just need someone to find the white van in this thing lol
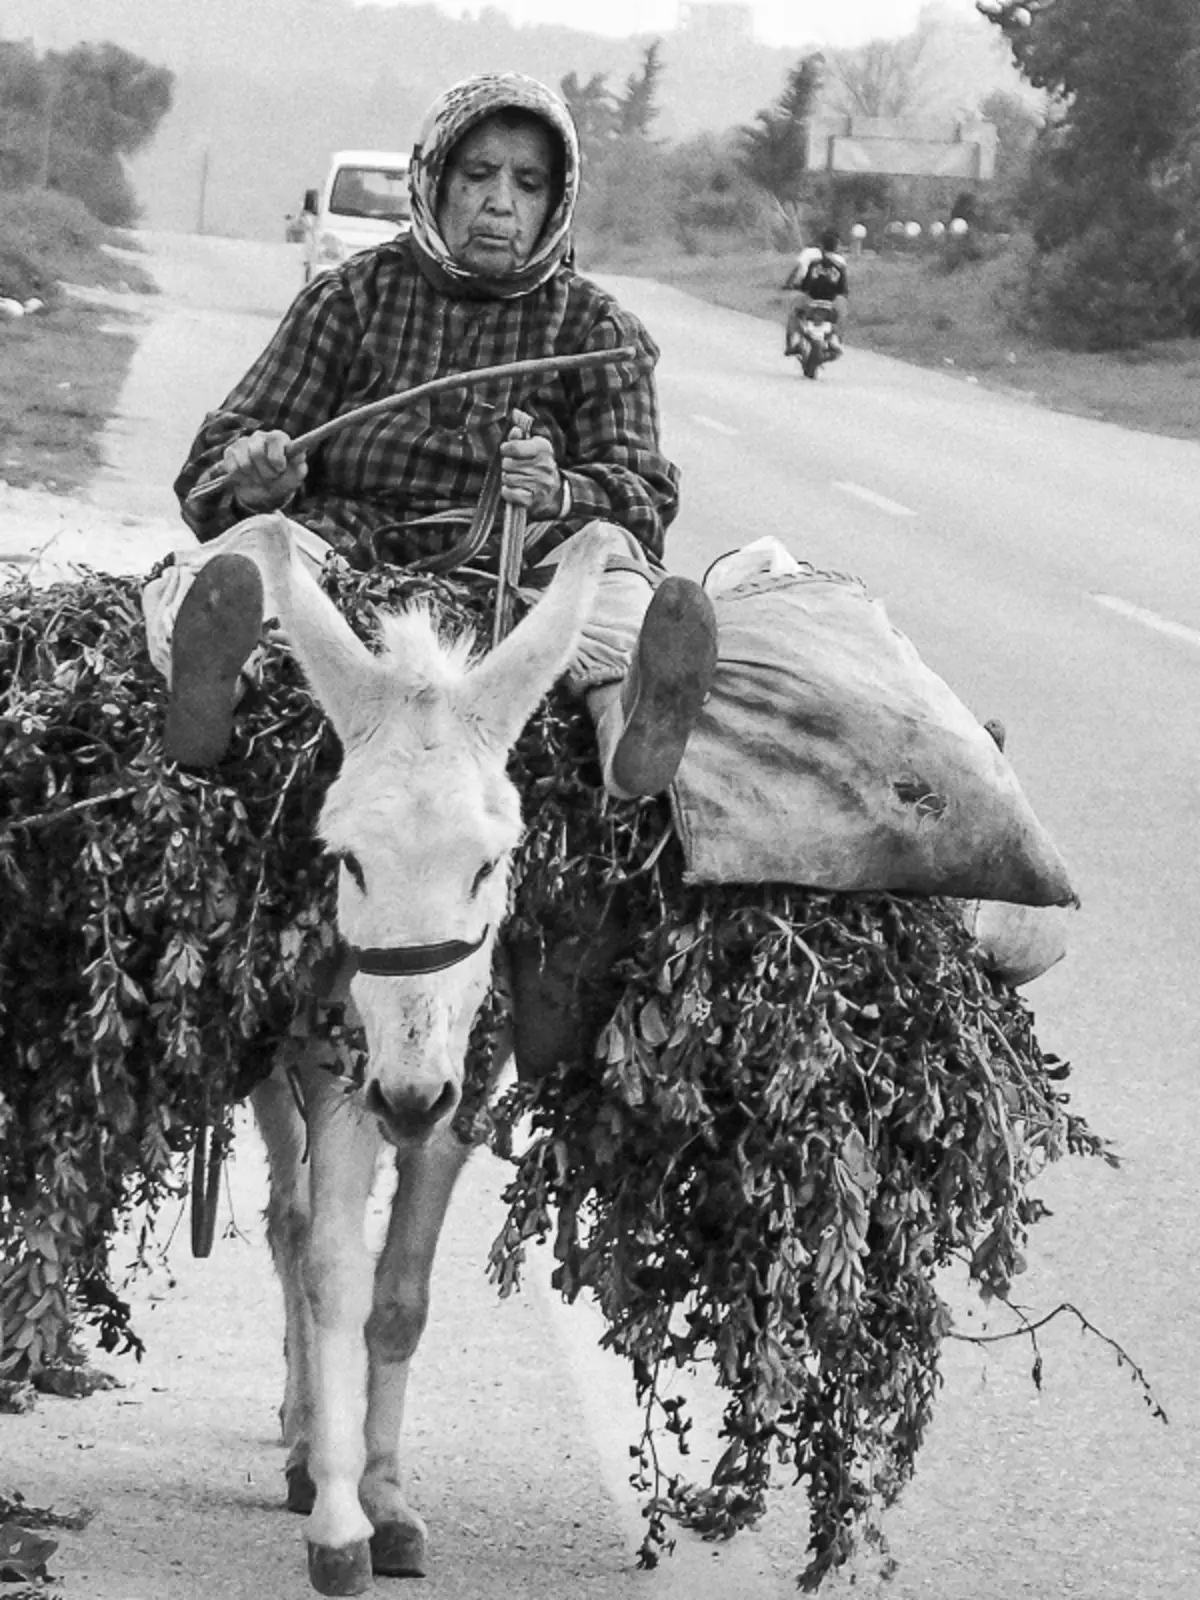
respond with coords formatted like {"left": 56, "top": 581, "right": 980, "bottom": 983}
{"left": 300, "top": 149, "right": 412, "bottom": 282}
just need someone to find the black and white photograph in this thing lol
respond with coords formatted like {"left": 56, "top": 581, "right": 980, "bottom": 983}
{"left": 1, "top": 1, "right": 1197, "bottom": 1596}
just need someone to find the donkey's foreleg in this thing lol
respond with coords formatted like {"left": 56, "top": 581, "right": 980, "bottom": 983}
{"left": 302, "top": 1074, "right": 383, "bottom": 1594}
{"left": 250, "top": 1064, "right": 317, "bottom": 1511}
{"left": 360, "top": 1122, "right": 470, "bottom": 1577}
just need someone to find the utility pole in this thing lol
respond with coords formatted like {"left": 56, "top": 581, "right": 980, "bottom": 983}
{"left": 197, "top": 146, "right": 210, "bottom": 234}
{"left": 36, "top": 57, "right": 60, "bottom": 188}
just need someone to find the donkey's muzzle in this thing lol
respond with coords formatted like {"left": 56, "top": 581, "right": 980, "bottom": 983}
{"left": 364, "top": 1079, "right": 458, "bottom": 1143}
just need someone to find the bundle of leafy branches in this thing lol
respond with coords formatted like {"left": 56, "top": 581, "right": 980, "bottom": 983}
{"left": 0, "top": 556, "right": 1109, "bottom": 1587}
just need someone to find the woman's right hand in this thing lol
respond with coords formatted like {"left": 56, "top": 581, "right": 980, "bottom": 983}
{"left": 221, "top": 429, "right": 307, "bottom": 510}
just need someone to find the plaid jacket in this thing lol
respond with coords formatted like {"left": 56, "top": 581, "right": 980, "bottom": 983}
{"left": 174, "top": 236, "right": 680, "bottom": 566}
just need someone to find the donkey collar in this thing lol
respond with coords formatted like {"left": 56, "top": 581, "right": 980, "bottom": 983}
{"left": 348, "top": 927, "right": 489, "bottom": 978}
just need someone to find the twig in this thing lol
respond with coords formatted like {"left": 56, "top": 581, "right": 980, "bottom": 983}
{"left": 240, "top": 750, "right": 307, "bottom": 971}
{"left": 952, "top": 1299, "right": 1169, "bottom": 1424}
{"left": 0, "top": 785, "right": 141, "bottom": 841}
{"left": 187, "top": 347, "right": 636, "bottom": 503}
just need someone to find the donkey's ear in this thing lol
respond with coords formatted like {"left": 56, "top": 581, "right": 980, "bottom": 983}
{"left": 239, "top": 516, "right": 382, "bottom": 743}
{"left": 465, "top": 526, "right": 620, "bottom": 753}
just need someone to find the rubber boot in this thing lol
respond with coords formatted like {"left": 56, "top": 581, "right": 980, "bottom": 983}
{"left": 164, "top": 552, "right": 265, "bottom": 767}
{"left": 605, "top": 575, "right": 719, "bottom": 799}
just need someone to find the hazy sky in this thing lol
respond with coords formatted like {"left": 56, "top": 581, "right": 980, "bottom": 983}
{"left": 358, "top": 0, "right": 983, "bottom": 50}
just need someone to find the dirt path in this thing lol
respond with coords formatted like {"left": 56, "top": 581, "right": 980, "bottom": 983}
{"left": 2, "top": 1123, "right": 656, "bottom": 1600}
{"left": 1, "top": 232, "right": 299, "bottom": 576}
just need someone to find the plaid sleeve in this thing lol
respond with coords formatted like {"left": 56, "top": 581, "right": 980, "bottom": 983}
{"left": 173, "top": 276, "right": 363, "bottom": 542}
{"left": 553, "top": 306, "right": 679, "bottom": 562}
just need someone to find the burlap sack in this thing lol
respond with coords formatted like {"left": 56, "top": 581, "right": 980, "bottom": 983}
{"left": 668, "top": 546, "right": 1076, "bottom": 906}
{"left": 958, "top": 899, "right": 1071, "bottom": 986}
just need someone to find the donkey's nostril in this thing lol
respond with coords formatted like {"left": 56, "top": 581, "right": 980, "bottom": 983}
{"left": 365, "top": 1080, "right": 458, "bottom": 1139}
{"left": 425, "top": 1081, "right": 457, "bottom": 1124}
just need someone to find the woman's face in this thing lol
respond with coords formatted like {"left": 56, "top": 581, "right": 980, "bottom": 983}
{"left": 437, "top": 114, "right": 555, "bottom": 275}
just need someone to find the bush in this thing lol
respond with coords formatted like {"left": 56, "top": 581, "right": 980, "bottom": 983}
{"left": 50, "top": 144, "right": 140, "bottom": 229}
{"left": 0, "top": 187, "right": 151, "bottom": 301}
{"left": 1022, "top": 211, "right": 1190, "bottom": 350}
{"left": 577, "top": 134, "right": 779, "bottom": 260}
{"left": 576, "top": 137, "right": 675, "bottom": 251}
{"left": 664, "top": 134, "right": 765, "bottom": 251}
{"left": 936, "top": 231, "right": 989, "bottom": 273}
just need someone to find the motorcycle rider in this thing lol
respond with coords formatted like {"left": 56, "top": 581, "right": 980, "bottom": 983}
{"left": 783, "top": 228, "right": 848, "bottom": 358}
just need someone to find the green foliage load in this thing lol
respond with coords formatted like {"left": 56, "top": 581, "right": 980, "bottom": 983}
{"left": 0, "top": 567, "right": 344, "bottom": 1375}
{"left": 0, "top": 560, "right": 1106, "bottom": 1587}
{"left": 492, "top": 703, "right": 1107, "bottom": 1585}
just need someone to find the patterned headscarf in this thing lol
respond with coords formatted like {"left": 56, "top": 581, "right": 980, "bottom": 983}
{"left": 408, "top": 73, "right": 580, "bottom": 300}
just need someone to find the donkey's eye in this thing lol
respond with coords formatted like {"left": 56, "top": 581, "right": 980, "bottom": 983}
{"left": 471, "top": 857, "right": 500, "bottom": 896}
{"left": 337, "top": 851, "right": 366, "bottom": 894}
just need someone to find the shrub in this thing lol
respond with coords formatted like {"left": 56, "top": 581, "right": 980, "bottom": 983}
{"left": 50, "top": 144, "right": 140, "bottom": 230}
{"left": 1022, "top": 208, "right": 1190, "bottom": 350}
{"left": 576, "top": 137, "right": 675, "bottom": 251}
{"left": 0, "top": 187, "right": 151, "bottom": 301}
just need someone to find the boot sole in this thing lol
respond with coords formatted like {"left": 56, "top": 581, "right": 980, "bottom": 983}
{"left": 611, "top": 576, "right": 719, "bottom": 797}
{"left": 164, "top": 552, "right": 264, "bottom": 767}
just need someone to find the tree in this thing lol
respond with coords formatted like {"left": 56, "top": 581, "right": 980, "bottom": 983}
{"left": 560, "top": 69, "right": 620, "bottom": 167}
{"left": 0, "top": 41, "right": 50, "bottom": 189}
{"left": 50, "top": 44, "right": 173, "bottom": 164}
{"left": 826, "top": 22, "right": 933, "bottom": 120}
{"left": 736, "top": 53, "right": 824, "bottom": 204}
{"left": 562, "top": 41, "right": 665, "bottom": 171}
{"left": 617, "top": 40, "right": 664, "bottom": 138}
{"left": 979, "top": 88, "right": 1041, "bottom": 222}
{"left": 978, "top": 0, "right": 1200, "bottom": 345}
{"left": 0, "top": 41, "right": 173, "bottom": 227}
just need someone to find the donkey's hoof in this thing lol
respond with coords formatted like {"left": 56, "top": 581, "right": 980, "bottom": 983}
{"left": 307, "top": 1538, "right": 373, "bottom": 1596}
{"left": 370, "top": 1519, "right": 427, "bottom": 1577}
{"left": 286, "top": 1461, "right": 317, "bottom": 1514}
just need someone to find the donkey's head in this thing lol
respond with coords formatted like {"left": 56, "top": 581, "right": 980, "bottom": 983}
{"left": 246, "top": 517, "right": 617, "bottom": 1144}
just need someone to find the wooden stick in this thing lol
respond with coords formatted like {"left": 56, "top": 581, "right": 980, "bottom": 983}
{"left": 186, "top": 345, "right": 637, "bottom": 504}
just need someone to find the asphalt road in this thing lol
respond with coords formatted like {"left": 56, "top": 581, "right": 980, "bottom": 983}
{"left": 4, "top": 232, "right": 1197, "bottom": 1599}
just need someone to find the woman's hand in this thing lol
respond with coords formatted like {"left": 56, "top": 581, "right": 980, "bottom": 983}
{"left": 500, "top": 429, "right": 564, "bottom": 519}
{"left": 221, "top": 429, "right": 307, "bottom": 511}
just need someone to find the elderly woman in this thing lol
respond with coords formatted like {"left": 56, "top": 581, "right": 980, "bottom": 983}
{"left": 152, "top": 71, "right": 717, "bottom": 794}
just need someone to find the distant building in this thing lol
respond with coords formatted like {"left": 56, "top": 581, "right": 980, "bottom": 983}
{"left": 805, "top": 115, "right": 998, "bottom": 181}
{"left": 679, "top": 2, "right": 754, "bottom": 44}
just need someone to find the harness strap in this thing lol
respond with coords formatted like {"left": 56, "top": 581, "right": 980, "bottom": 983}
{"left": 347, "top": 925, "right": 489, "bottom": 977}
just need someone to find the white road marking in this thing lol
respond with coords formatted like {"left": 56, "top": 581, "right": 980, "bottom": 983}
{"left": 691, "top": 413, "right": 741, "bottom": 436}
{"left": 1091, "top": 592, "right": 1200, "bottom": 649}
{"left": 834, "top": 481, "right": 916, "bottom": 517}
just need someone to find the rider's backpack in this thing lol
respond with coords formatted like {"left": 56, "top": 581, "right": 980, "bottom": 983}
{"left": 801, "top": 256, "right": 844, "bottom": 300}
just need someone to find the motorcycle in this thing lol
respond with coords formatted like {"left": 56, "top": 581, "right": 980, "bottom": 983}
{"left": 789, "top": 299, "right": 840, "bottom": 380}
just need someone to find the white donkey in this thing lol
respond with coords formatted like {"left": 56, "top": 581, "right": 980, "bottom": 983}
{"left": 235, "top": 516, "right": 619, "bottom": 1597}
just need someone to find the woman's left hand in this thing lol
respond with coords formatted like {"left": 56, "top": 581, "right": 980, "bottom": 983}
{"left": 500, "top": 429, "right": 564, "bottom": 518}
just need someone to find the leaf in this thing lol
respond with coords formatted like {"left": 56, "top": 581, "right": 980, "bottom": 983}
{"left": 638, "top": 998, "right": 669, "bottom": 1048}
{"left": 0, "top": 1522, "right": 58, "bottom": 1581}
